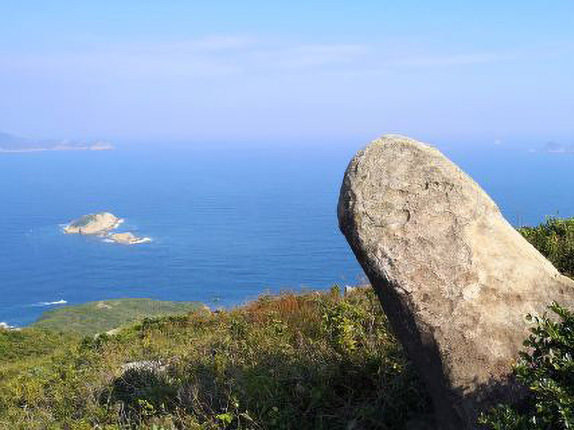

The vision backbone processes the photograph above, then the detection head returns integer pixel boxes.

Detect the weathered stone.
[337,135,574,429]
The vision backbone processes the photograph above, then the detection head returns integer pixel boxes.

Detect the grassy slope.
[32,298,204,336]
[0,328,75,364]
[0,288,431,430]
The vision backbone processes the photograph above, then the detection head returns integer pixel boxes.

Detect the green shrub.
[479,302,574,429]
[519,217,574,277]
[0,327,75,363]
[480,218,574,429]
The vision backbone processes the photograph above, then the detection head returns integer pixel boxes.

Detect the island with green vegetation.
[64,212,122,235]
[64,212,152,244]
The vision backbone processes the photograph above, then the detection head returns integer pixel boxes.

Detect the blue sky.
[1,1,573,145]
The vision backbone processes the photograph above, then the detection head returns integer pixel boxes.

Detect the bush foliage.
[479,303,574,429]
[0,288,431,429]
[480,217,574,429]
[519,217,574,277]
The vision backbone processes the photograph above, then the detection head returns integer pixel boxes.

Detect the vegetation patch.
[0,328,75,364]
[0,288,431,429]
[519,217,574,277]
[480,302,574,429]
[32,298,204,336]
[477,217,574,429]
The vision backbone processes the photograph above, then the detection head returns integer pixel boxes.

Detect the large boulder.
[337,135,574,429]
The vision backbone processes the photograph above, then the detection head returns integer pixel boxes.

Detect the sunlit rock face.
[108,232,150,245]
[64,212,121,235]
[338,135,574,430]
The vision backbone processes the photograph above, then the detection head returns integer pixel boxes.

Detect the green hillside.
[0,288,432,429]
[32,298,204,336]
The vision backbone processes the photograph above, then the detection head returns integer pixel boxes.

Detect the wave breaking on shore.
[33,299,68,307]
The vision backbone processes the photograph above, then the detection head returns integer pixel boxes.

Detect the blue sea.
[1,142,573,327]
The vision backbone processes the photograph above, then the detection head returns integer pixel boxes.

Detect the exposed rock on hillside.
[337,135,574,429]
[64,212,121,235]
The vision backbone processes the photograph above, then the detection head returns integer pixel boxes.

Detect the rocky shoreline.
[108,232,152,245]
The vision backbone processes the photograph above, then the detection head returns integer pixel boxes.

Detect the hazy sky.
[1,1,573,145]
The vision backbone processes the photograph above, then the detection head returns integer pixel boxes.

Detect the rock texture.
[109,232,149,245]
[64,212,121,235]
[337,135,574,430]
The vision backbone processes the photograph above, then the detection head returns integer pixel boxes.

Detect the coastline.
[0,145,114,153]
[30,298,206,335]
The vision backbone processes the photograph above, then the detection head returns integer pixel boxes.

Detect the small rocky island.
[108,232,151,245]
[64,212,121,235]
[64,212,150,245]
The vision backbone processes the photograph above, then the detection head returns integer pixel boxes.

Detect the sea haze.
[0,142,572,326]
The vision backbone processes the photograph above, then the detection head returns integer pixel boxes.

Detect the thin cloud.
[0,37,372,80]
[0,34,537,83]
[188,35,255,52]
[389,53,502,67]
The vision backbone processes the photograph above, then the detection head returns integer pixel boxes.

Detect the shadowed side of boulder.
[337,135,574,429]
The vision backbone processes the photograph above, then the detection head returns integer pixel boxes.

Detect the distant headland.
[0,131,114,153]
[32,298,204,335]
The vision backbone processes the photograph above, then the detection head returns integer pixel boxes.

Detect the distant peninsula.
[0,131,114,153]
[32,298,204,335]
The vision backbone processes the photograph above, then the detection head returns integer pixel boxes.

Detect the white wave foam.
[132,237,152,244]
[34,299,68,306]
[0,322,15,330]
[105,236,153,245]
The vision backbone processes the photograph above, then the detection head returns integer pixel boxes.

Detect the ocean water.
[1,143,573,327]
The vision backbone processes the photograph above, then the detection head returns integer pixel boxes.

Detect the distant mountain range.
[0,131,114,153]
